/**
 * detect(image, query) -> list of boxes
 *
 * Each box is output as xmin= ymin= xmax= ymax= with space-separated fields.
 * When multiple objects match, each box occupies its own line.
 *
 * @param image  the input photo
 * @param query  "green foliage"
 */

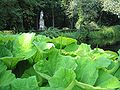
xmin=78 ymin=0 xmax=102 ymax=21
xmin=10 ymin=76 xmax=39 ymax=90
xmin=102 ymin=0 xmax=120 ymax=17
xmin=39 ymin=27 xmax=61 ymax=38
xmin=88 ymin=25 xmax=120 ymax=39
xmin=62 ymin=0 xmax=120 ymax=29
xmin=50 ymin=36 xmax=77 ymax=48
xmin=0 ymin=61 xmax=15 ymax=88
xmin=0 ymin=33 xmax=120 ymax=90
xmin=0 ymin=33 xmax=37 ymax=68
xmin=0 ymin=0 xmax=21 ymax=30
xmin=62 ymin=0 xmax=102 ymax=29
xmin=0 ymin=0 xmax=44 ymax=31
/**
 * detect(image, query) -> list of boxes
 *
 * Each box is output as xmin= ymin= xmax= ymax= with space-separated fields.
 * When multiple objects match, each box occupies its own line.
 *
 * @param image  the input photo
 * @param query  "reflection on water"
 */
xmin=77 ymin=25 xmax=120 ymax=51
xmin=82 ymin=37 xmax=120 ymax=52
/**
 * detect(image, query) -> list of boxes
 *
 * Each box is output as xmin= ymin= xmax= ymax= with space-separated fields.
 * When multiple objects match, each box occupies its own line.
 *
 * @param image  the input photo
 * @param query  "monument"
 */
xmin=39 ymin=11 xmax=45 ymax=30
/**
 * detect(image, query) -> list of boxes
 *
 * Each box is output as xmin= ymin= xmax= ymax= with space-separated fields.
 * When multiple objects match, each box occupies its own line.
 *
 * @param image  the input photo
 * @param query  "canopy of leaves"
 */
xmin=0 ymin=33 xmax=120 ymax=90
xmin=102 ymin=0 xmax=120 ymax=17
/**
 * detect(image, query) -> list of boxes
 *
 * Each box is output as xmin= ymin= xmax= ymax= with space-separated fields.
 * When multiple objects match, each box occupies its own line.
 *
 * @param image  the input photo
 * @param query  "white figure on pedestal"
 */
xmin=39 ymin=11 xmax=45 ymax=30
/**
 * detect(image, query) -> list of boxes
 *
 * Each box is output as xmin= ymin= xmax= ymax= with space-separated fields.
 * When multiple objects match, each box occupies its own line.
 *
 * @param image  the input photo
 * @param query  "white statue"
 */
xmin=39 ymin=11 xmax=45 ymax=30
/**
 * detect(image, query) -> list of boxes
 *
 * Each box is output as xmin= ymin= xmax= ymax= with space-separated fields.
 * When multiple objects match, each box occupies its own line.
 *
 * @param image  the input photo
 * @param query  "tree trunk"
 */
xmin=52 ymin=4 xmax=55 ymax=28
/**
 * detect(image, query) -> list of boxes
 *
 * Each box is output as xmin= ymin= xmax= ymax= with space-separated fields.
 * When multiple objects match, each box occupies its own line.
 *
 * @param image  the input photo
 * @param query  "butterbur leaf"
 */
xmin=34 ymin=59 xmax=50 ymax=80
xmin=64 ymin=43 xmax=79 ymax=52
xmin=95 ymin=57 xmax=111 ymax=68
xmin=0 ymin=40 xmax=23 ymax=68
xmin=34 ymin=42 xmax=55 ymax=51
xmin=74 ymin=80 xmax=109 ymax=90
xmin=106 ymin=61 xmax=119 ymax=74
xmin=75 ymin=56 xmax=111 ymax=86
xmin=56 ymin=55 xmax=77 ymax=71
xmin=39 ymin=87 xmax=64 ymax=90
xmin=0 ymin=33 xmax=17 ymax=42
xmin=75 ymin=43 xmax=92 ymax=56
xmin=50 ymin=36 xmax=77 ymax=48
xmin=0 ymin=71 xmax=15 ymax=86
xmin=0 ymin=61 xmax=15 ymax=87
xmin=34 ymin=35 xmax=51 ymax=42
xmin=104 ymin=51 xmax=118 ymax=60
xmin=0 ymin=44 xmax=13 ymax=58
xmin=21 ymin=67 xmax=36 ymax=78
xmin=13 ymin=33 xmax=35 ymax=52
xmin=92 ymin=48 xmax=118 ymax=61
xmin=0 ymin=61 xmax=7 ymax=73
xmin=0 ymin=33 xmax=37 ymax=68
xmin=13 ymin=33 xmax=37 ymax=58
xmin=49 ymin=68 xmax=76 ymax=88
xmin=114 ymin=67 xmax=120 ymax=80
xmin=30 ymin=42 xmax=54 ymax=63
xmin=10 ymin=76 xmax=39 ymax=90
xmin=21 ymin=67 xmax=43 ymax=86
xmin=95 ymin=70 xmax=120 ymax=89
xmin=0 ymin=86 xmax=10 ymax=90
xmin=72 ymin=86 xmax=83 ymax=90
xmin=75 ymin=57 xmax=98 ymax=85
xmin=34 ymin=48 xmax=60 ymax=79
xmin=34 ymin=48 xmax=77 ymax=80
xmin=0 ymin=57 xmax=24 ymax=69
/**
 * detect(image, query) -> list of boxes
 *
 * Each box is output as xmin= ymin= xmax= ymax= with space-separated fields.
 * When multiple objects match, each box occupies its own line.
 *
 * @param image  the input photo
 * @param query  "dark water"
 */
xmin=98 ymin=41 xmax=120 ymax=52
xmin=82 ymin=38 xmax=120 ymax=52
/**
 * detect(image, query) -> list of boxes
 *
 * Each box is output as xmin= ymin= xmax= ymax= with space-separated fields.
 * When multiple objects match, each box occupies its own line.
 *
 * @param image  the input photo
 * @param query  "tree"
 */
xmin=62 ymin=0 xmax=120 ymax=29
xmin=0 ymin=0 xmax=44 ymax=32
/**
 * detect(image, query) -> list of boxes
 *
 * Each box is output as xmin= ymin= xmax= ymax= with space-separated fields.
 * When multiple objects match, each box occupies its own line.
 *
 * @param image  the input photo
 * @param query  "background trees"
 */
xmin=0 ymin=0 xmax=120 ymax=32
xmin=0 ymin=0 xmax=44 ymax=32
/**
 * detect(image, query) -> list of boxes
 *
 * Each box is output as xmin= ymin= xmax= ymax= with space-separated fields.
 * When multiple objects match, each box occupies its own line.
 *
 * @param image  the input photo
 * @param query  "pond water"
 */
xmin=84 ymin=37 xmax=120 ymax=52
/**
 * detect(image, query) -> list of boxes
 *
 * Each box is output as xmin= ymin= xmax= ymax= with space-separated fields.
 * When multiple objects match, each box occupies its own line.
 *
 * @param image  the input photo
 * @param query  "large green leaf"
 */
xmin=0 ymin=61 xmax=15 ymax=87
xmin=0 ymin=33 xmax=37 ymax=68
xmin=63 ymin=43 xmax=92 ymax=57
xmin=21 ymin=67 xmax=43 ymax=86
xmin=75 ymin=57 xmax=98 ymax=85
xmin=10 ymin=76 xmax=39 ymax=90
xmin=92 ymin=48 xmax=118 ymax=61
xmin=75 ymin=56 xmax=111 ymax=85
xmin=34 ymin=35 xmax=51 ymax=43
xmin=34 ymin=48 xmax=77 ymax=80
xmin=39 ymin=87 xmax=64 ymax=90
xmin=0 ymin=57 xmax=24 ymax=69
xmin=0 ymin=44 xmax=13 ymax=58
xmin=29 ymin=34 xmax=54 ymax=63
xmin=94 ymin=57 xmax=111 ymax=68
xmin=49 ymin=68 xmax=76 ymax=89
xmin=29 ymin=41 xmax=55 ymax=63
xmin=64 ymin=43 xmax=79 ymax=52
xmin=106 ymin=61 xmax=120 ymax=75
xmin=0 ymin=33 xmax=17 ymax=42
xmin=75 ymin=43 xmax=92 ymax=56
xmin=114 ymin=66 xmax=120 ymax=80
xmin=50 ymin=36 xmax=77 ymax=48
xmin=73 ymin=80 xmax=110 ymax=90
xmin=34 ymin=42 xmax=55 ymax=51
xmin=95 ymin=70 xmax=120 ymax=88
xmin=12 ymin=33 xmax=37 ymax=58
